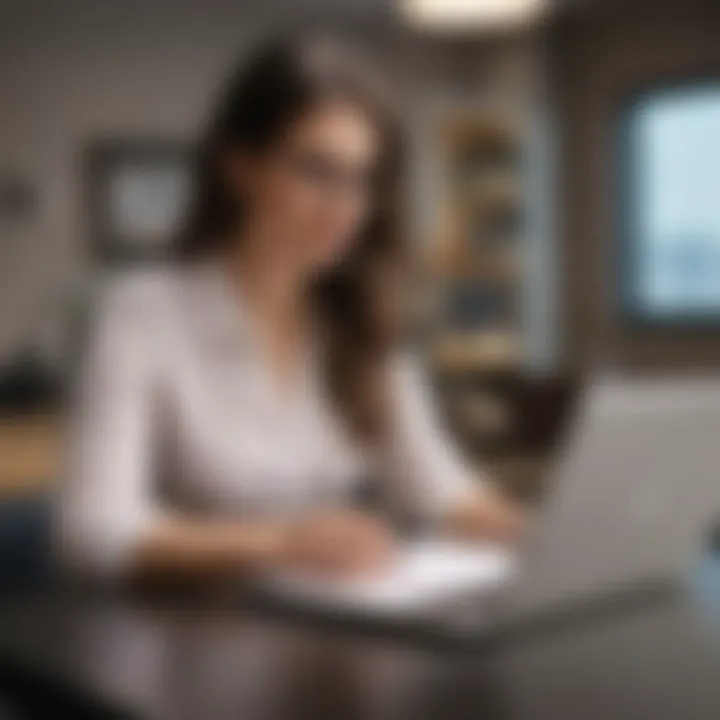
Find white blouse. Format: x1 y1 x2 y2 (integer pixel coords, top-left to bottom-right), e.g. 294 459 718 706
58 261 479 576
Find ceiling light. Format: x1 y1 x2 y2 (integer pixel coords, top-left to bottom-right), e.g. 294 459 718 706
400 0 548 31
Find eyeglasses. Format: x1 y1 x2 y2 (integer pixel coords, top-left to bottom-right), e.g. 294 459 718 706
282 150 378 200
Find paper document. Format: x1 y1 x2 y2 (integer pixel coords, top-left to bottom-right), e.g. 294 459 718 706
262 540 517 615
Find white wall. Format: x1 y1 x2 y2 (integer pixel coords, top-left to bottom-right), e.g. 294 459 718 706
0 0 548 369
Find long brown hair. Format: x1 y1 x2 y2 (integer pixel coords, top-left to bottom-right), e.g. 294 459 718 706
179 35 408 443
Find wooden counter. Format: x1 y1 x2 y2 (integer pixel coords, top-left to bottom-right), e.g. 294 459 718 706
0 413 62 498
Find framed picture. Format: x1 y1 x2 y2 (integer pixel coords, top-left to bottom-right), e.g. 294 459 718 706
85 139 192 264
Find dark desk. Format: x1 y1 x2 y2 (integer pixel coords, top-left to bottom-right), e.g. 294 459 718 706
1 572 720 720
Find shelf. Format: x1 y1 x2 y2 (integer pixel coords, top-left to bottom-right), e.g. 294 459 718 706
434 247 519 279
431 331 522 372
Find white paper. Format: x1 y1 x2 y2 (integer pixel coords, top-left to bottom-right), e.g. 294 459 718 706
262 540 517 615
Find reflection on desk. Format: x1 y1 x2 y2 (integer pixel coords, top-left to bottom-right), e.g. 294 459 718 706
0 576 720 720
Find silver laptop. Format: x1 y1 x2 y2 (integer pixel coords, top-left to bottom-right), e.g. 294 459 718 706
501 374 720 619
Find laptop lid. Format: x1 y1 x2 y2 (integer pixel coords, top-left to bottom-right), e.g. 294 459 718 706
505 376 720 617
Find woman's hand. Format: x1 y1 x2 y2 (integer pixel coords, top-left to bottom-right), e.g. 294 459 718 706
443 487 526 545
273 509 396 579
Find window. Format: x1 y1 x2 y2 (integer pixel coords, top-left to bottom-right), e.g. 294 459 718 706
619 83 720 322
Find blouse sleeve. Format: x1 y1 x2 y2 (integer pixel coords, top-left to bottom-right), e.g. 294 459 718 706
57 276 163 577
380 352 487 524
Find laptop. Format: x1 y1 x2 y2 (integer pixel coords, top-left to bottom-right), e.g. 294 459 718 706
259 376 720 629
500 374 720 621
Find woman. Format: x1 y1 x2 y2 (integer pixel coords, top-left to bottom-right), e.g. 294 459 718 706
59 35 522 581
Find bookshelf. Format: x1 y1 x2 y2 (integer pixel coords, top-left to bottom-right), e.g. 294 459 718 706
421 110 573 500
429 112 525 375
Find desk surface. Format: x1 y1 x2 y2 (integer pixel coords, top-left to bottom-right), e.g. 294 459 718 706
2 576 720 720
0 585 508 720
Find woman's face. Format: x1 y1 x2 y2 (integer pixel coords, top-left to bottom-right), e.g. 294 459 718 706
230 99 381 275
